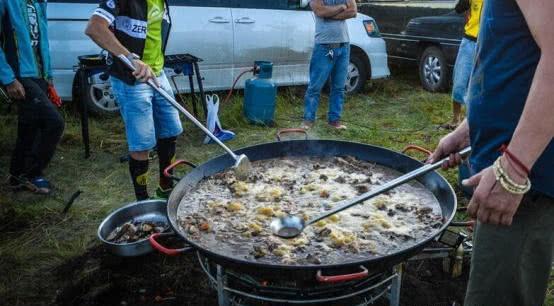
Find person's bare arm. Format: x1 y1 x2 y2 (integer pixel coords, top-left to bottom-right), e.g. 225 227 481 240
85 15 129 58
505 0 554 170
85 15 158 85
310 0 347 18
331 0 357 20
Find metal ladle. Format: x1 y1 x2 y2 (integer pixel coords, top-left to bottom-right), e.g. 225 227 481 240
118 55 252 180
271 147 472 239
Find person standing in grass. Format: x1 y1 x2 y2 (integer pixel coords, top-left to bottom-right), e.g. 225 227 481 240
1 0 65 194
301 0 357 130
429 0 554 305
446 0 483 128
85 0 183 201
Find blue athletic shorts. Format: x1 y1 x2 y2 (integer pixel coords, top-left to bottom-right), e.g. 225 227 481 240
110 72 183 152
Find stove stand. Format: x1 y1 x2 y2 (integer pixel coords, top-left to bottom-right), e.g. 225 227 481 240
198 253 402 306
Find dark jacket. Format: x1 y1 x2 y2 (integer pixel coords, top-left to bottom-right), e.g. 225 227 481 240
93 0 171 85
0 0 52 86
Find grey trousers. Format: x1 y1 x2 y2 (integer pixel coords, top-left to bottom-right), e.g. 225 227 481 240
465 192 554 306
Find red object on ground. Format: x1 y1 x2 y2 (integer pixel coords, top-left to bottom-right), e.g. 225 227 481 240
47 84 62 107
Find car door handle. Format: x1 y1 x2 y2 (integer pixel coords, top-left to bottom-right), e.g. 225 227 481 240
209 17 230 24
235 17 255 24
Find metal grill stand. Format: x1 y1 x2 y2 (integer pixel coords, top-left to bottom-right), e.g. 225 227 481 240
75 57 105 159
198 253 402 306
165 53 207 119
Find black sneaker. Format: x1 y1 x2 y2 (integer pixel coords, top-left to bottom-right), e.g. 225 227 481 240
8 175 27 191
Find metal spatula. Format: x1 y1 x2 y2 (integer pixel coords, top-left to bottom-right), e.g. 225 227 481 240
118 55 252 180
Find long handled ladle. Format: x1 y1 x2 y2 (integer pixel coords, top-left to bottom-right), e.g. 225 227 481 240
118 55 252 180
271 147 472 239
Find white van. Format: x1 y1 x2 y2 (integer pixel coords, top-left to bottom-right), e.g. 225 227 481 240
47 0 390 114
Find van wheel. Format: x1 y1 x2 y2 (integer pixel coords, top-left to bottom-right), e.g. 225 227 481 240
419 46 449 92
74 70 119 116
87 71 119 116
346 52 369 94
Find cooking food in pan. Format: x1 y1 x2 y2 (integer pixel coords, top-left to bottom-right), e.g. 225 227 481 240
176 156 444 265
107 220 167 244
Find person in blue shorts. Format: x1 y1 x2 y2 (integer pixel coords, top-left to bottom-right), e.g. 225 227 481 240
85 0 182 200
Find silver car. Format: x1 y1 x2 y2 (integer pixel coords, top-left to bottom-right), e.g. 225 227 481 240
47 0 390 115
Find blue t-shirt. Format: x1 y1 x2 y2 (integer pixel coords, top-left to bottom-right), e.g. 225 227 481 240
311 0 350 44
467 0 554 198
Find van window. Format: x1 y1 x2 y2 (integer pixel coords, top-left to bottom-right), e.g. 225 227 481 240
233 0 290 9
287 0 310 10
48 0 98 3
169 0 235 7
169 0 309 10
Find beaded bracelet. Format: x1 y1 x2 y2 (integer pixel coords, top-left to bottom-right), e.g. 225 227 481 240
493 158 531 195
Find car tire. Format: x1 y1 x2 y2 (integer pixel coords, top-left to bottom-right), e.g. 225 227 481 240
346 52 369 94
419 46 450 92
74 70 120 116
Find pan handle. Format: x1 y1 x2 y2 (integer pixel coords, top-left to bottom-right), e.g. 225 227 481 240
276 128 308 141
316 265 369 283
450 220 475 228
402 145 433 158
149 232 194 256
163 160 197 182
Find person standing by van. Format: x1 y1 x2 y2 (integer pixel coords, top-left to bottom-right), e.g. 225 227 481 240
447 0 483 127
1 0 65 194
301 0 357 130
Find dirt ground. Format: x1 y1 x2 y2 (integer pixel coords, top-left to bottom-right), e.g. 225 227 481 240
53 244 470 306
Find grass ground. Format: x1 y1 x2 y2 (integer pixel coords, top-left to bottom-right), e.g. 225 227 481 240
0 70 552 305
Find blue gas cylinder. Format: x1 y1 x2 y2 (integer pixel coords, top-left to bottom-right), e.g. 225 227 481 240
244 61 277 125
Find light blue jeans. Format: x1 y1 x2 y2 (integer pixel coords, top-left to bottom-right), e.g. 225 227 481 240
304 43 350 123
452 38 477 104
111 72 183 152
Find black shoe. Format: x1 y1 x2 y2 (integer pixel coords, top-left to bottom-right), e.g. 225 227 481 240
8 175 27 191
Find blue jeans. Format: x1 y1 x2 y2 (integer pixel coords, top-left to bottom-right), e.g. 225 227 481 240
304 43 350 122
452 38 477 104
111 72 183 152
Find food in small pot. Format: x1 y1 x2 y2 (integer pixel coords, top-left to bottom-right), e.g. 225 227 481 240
107 221 167 244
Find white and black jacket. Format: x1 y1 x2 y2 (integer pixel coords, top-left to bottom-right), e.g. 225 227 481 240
93 0 171 85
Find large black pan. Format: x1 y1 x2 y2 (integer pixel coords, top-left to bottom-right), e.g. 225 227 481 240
154 140 457 282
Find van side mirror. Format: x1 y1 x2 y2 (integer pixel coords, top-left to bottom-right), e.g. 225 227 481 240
300 0 310 8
